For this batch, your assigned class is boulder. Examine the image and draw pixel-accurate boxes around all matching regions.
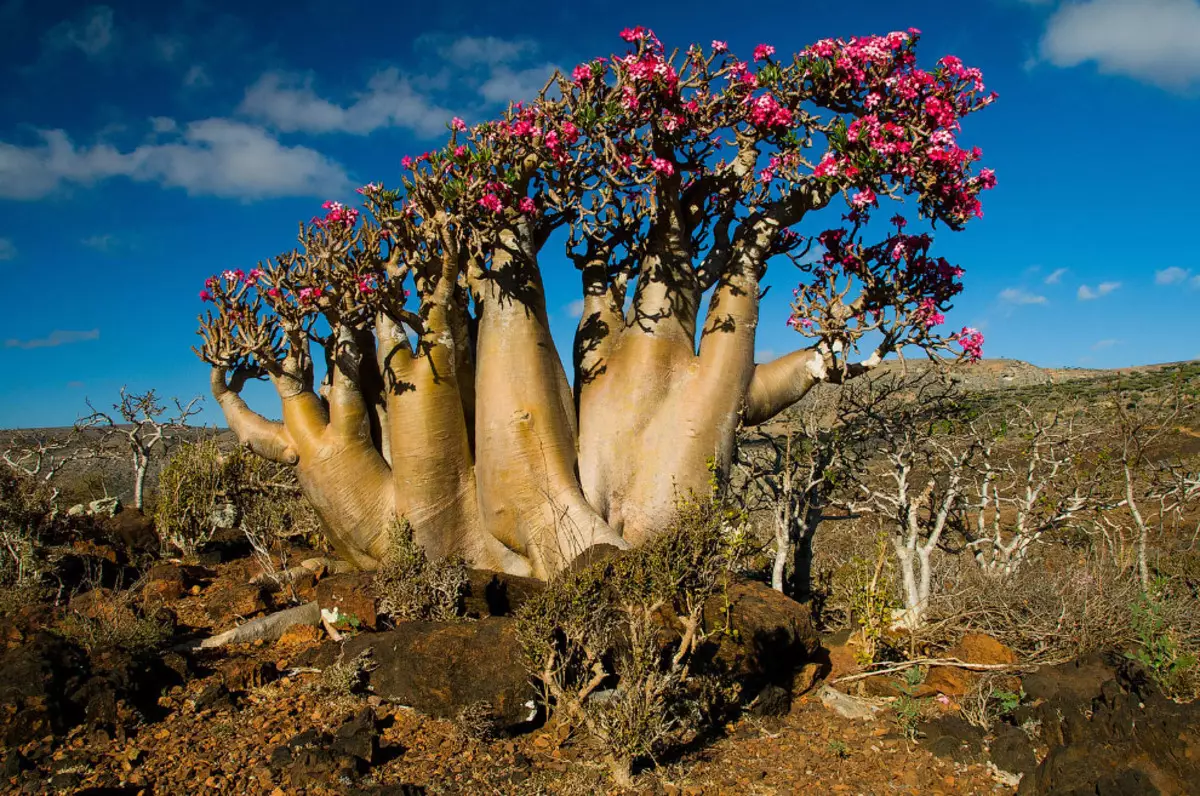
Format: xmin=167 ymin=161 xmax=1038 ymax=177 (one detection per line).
xmin=463 ymin=569 xmax=544 ymax=617
xmin=700 ymin=581 xmax=819 ymax=686
xmin=922 ymin=632 xmax=1018 ymax=697
xmin=307 ymin=617 xmax=536 ymax=729
xmin=205 ymin=583 xmax=268 ymax=624
xmin=1016 ymin=658 xmax=1200 ymax=795
xmin=101 ymin=508 xmax=159 ymax=557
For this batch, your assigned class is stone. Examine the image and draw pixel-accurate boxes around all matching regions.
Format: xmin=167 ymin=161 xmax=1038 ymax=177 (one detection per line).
xmin=101 ymin=508 xmax=159 ymax=557
xmin=307 ymin=617 xmax=536 ymax=729
xmin=918 ymin=715 xmax=985 ymax=764
xmin=463 ymin=569 xmax=545 ymax=617
xmin=220 ymin=659 xmax=279 ymax=691
xmin=923 ymin=633 xmax=1018 ymax=697
xmin=205 ymin=583 xmax=268 ymax=625
xmin=315 ymin=572 xmax=381 ymax=630
xmin=701 ymin=581 xmax=819 ymax=686
xmin=989 ymin=723 xmax=1036 ymax=778
xmin=277 ymin=624 xmax=324 ymax=647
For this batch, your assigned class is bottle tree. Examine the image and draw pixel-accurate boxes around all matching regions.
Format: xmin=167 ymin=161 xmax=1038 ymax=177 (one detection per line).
xmin=196 ymin=28 xmax=995 ymax=579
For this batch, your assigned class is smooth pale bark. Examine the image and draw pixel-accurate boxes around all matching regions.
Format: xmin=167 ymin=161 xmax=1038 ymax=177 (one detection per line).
xmin=473 ymin=252 xmax=627 ymax=579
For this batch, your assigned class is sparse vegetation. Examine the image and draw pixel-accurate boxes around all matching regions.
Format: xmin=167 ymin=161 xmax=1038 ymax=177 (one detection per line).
xmin=375 ymin=518 xmax=469 ymax=622
xmin=516 ymin=493 xmax=754 ymax=786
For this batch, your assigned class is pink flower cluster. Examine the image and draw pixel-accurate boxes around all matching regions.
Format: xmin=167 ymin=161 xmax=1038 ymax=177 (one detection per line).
xmin=753 ymin=43 xmax=775 ymax=61
xmin=744 ymin=92 xmax=793 ymax=129
xmin=915 ymin=297 xmax=945 ymax=328
xmin=957 ymin=327 xmax=984 ymax=361
xmin=298 ymin=287 xmax=323 ymax=305
xmin=312 ymin=200 xmax=359 ymax=231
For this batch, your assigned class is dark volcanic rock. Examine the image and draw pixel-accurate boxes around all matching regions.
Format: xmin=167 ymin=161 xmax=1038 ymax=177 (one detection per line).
xmin=700 ymin=581 xmax=819 ymax=686
xmin=316 ymin=572 xmax=382 ymax=629
xmin=463 ymin=569 xmax=544 ymax=618
xmin=919 ymin=715 xmax=986 ymax=764
xmin=1017 ymin=658 xmax=1200 ymax=795
xmin=310 ymin=617 xmax=536 ymax=729
xmin=0 ymin=633 xmax=88 ymax=745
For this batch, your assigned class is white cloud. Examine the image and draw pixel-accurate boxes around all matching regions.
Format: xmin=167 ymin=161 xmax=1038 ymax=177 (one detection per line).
xmin=479 ymin=63 xmax=562 ymax=104
xmin=44 ymin=5 xmax=115 ymax=58
xmin=1077 ymin=281 xmax=1121 ymax=300
xmin=1092 ymin=338 xmax=1119 ymax=350
xmin=1044 ymin=267 xmax=1068 ymax=285
xmin=1155 ymin=266 xmax=1192 ymax=285
xmin=434 ymin=35 xmax=538 ymax=68
xmin=1040 ymin=0 xmax=1200 ymax=89
xmin=0 ymin=237 xmax=15 ymax=260
xmin=998 ymin=287 xmax=1048 ymax=305
xmin=150 ymin=116 xmax=177 ymax=134
xmin=563 ymin=298 xmax=585 ymax=318
xmin=4 ymin=329 xmax=99 ymax=350
xmin=239 ymin=69 xmax=453 ymax=138
xmin=0 ymin=122 xmax=351 ymax=201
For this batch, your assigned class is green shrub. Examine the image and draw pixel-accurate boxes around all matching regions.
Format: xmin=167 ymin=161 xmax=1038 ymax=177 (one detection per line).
xmin=375 ymin=518 xmax=469 ymax=622
xmin=515 ymin=493 xmax=753 ymax=786
xmin=154 ymin=439 xmax=225 ymax=557
xmin=155 ymin=440 xmax=321 ymax=559
xmin=0 ymin=468 xmax=56 ymax=590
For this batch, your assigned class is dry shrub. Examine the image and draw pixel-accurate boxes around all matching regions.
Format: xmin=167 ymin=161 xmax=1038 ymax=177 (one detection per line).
xmin=53 ymin=590 xmax=173 ymax=654
xmin=515 ymin=495 xmax=753 ymax=786
xmin=375 ymin=518 xmax=468 ymax=622
xmin=455 ymin=701 xmax=502 ymax=742
xmin=154 ymin=438 xmax=224 ymax=557
xmin=155 ymin=439 xmax=320 ymax=559
xmin=319 ymin=648 xmax=375 ymax=696
xmin=0 ymin=468 xmax=56 ymax=597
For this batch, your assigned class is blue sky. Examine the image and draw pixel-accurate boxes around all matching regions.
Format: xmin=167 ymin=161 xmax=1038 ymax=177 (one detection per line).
xmin=0 ymin=0 xmax=1197 ymax=428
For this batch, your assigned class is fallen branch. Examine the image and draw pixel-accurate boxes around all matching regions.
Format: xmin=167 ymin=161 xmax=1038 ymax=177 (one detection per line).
xmin=830 ymin=656 xmax=1047 ymax=685
xmin=182 ymin=601 xmax=321 ymax=650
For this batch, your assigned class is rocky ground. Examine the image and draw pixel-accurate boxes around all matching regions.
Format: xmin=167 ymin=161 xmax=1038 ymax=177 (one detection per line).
xmin=1 ymin=511 xmax=1197 ymax=795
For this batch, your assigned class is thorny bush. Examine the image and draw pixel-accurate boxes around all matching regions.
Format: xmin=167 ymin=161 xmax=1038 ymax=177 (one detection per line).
xmin=515 ymin=493 xmax=754 ymax=786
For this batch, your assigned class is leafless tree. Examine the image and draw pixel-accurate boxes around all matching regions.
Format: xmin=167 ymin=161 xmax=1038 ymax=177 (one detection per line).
xmin=732 ymin=388 xmax=849 ymax=594
xmin=1103 ymin=382 xmax=1199 ymax=591
xmin=839 ymin=374 xmax=979 ymax=629
xmin=76 ymin=387 xmax=203 ymax=510
xmin=959 ymin=406 xmax=1098 ymax=576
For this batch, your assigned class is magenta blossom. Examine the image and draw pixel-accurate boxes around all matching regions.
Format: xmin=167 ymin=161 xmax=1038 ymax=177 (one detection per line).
xmin=649 ymin=157 xmax=675 ymax=176
xmin=753 ymin=43 xmax=775 ymax=61
xmin=712 ymin=40 xmax=728 ymax=53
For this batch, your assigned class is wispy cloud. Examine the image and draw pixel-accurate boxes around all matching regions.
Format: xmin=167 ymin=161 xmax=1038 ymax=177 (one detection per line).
xmin=43 ymin=5 xmax=115 ymax=58
xmin=81 ymin=233 xmax=118 ymax=252
xmin=563 ymin=298 xmax=585 ymax=319
xmin=1044 ymin=267 xmax=1068 ymax=285
xmin=0 ymin=121 xmax=351 ymax=201
xmin=239 ymin=69 xmax=453 ymax=138
xmin=1155 ymin=266 xmax=1192 ymax=285
xmin=5 ymin=329 xmax=100 ymax=350
xmin=998 ymin=287 xmax=1048 ymax=305
xmin=182 ymin=64 xmax=210 ymax=88
xmin=0 ymin=237 xmax=15 ymax=261
xmin=1077 ymin=281 xmax=1121 ymax=300
xmin=1092 ymin=338 xmax=1120 ymax=350
xmin=431 ymin=35 xmax=539 ymax=68
xmin=1039 ymin=0 xmax=1200 ymax=90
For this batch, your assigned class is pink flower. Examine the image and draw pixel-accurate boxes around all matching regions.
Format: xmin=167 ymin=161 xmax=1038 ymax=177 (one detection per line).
xmin=936 ymin=694 xmax=951 ymax=706
xmin=753 ymin=43 xmax=775 ymax=61
xmin=711 ymin=40 xmax=728 ymax=53
xmin=850 ymin=188 xmax=876 ymax=208
xmin=267 ymin=287 xmax=281 ymax=298
xmin=478 ymin=193 xmax=504 ymax=213
xmin=451 ymin=117 xmax=467 ymax=132
xmin=356 ymin=182 xmax=380 ymax=195
xmin=298 ymin=287 xmax=323 ymax=304
xmin=958 ymin=327 xmax=985 ymax=362
xmin=518 ymin=197 xmax=536 ymax=214
xmin=222 ymin=269 xmax=241 ymax=283
xmin=572 ymin=63 xmax=593 ymax=84
xmin=199 ymin=290 xmax=212 ymax=302
xmin=246 ymin=268 xmax=264 ymax=286
xmin=454 ymin=145 xmax=467 ymax=157
xmin=620 ymin=26 xmax=648 ymax=42
xmin=401 ymin=156 xmax=414 ymax=169
xmin=649 ymin=157 xmax=675 ymax=176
